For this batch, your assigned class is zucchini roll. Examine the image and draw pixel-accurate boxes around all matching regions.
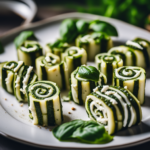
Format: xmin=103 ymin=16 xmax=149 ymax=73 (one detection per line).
xmin=85 ymin=85 xmax=142 ymax=134
xmin=71 ymin=65 xmax=107 ymax=105
xmin=76 ymin=32 xmax=113 ymax=61
xmin=17 ymin=41 xmax=43 ymax=67
xmin=61 ymin=46 xmax=87 ymax=77
xmin=2 ymin=61 xmax=24 ymax=94
xmin=113 ymin=66 xmax=146 ymax=105
xmin=44 ymin=39 xmax=71 ymax=57
xmin=36 ymin=53 xmax=69 ymax=90
xmin=0 ymin=62 xmax=7 ymax=86
xmin=26 ymin=81 xmax=63 ymax=126
xmin=14 ymin=65 xmax=38 ymax=102
xmin=108 ymin=40 xmax=150 ymax=68
xmin=95 ymin=53 xmax=123 ymax=84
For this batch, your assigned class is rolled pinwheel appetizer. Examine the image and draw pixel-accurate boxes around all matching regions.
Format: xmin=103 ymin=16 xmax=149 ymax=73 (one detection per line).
xmin=71 ymin=65 xmax=107 ymax=105
xmin=44 ymin=39 xmax=71 ymax=57
xmin=85 ymin=85 xmax=142 ymax=134
xmin=133 ymin=37 xmax=150 ymax=65
xmin=2 ymin=61 xmax=24 ymax=94
xmin=108 ymin=40 xmax=150 ymax=68
xmin=61 ymin=46 xmax=87 ymax=77
xmin=26 ymin=81 xmax=63 ymax=126
xmin=76 ymin=32 xmax=113 ymax=61
xmin=113 ymin=66 xmax=146 ymax=105
xmin=36 ymin=53 xmax=69 ymax=90
xmin=14 ymin=65 xmax=38 ymax=102
xmin=95 ymin=53 xmax=123 ymax=84
xmin=0 ymin=62 xmax=7 ymax=86
xmin=17 ymin=41 xmax=43 ymax=67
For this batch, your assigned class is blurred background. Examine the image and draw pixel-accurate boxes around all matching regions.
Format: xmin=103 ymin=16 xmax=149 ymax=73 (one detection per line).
xmin=0 ymin=0 xmax=150 ymax=35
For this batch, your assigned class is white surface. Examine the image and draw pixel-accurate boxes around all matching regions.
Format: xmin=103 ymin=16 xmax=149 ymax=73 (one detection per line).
xmin=0 ymin=13 xmax=150 ymax=149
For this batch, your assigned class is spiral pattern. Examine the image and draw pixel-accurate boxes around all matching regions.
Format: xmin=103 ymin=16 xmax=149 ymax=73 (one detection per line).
xmin=113 ymin=66 xmax=146 ymax=104
xmin=61 ymin=46 xmax=87 ymax=77
xmin=108 ymin=39 xmax=150 ymax=68
xmin=36 ymin=53 xmax=69 ymax=90
xmin=17 ymin=41 xmax=43 ymax=67
xmin=2 ymin=61 xmax=24 ymax=94
xmin=26 ymin=81 xmax=63 ymax=126
xmin=76 ymin=32 xmax=113 ymax=61
xmin=95 ymin=53 xmax=123 ymax=84
xmin=85 ymin=85 xmax=142 ymax=134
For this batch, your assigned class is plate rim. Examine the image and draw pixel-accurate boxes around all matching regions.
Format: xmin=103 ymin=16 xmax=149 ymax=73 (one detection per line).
xmin=0 ymin=12 xmax=150 ymax=149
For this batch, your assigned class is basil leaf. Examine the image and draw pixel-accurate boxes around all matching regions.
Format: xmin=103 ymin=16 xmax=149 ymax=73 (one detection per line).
xmin=14 ymin=31 xmax=37 ymax=49
xmin=0 ymin=42 xmax=4 ymax=54
xmin=78 ymin=66 xmax=100 ymax=82
xmin=76 ymin=20 xmax=89 ymax=34
xmin=71 ymin=120 xmax=113 ymax=144
xmin=53 ymin=120 xmax=84 ymax=140
xmin=89 ymin=20 xmax=118 ymax=36
xmin=60 ymin=19 xmax=78 ymax=43
xmin=52 ymin=120 xmax=113 ymax=144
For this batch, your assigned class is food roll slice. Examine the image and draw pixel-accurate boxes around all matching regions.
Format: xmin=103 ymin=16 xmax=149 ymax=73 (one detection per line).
xmin=0 ymin=62 xmax=7 ymax=86
xmin=76 ymin=32 xmax=113 ymax=61
xmin=85 ymin=85 xmax=142 ymax=134
xmin=133 ymin=37 xmax=150 ymax=67
xmin=2 ymin=61 xmax=24 ymax=94
xmin=36 ymin=53 xmax=69 ymax=90
xmin=70 ymin=65 xmax=107 ymax=105
xmin=17 ymin=41 xmax=43 ymax=67
xmin=44 ymin=39 xmax=71 ymax=56
xmin=61 ymin=46 xmax=87 ymax=77
xmin=14 ymin=65 xmax=38 ymax=102
xmin=95 ymin=53 xmax=123 ymax=84
xmin=26 ymin=80 xmax=63 ymax=126
xmin=108 ymin=40 xmax=150 ymax=68
xmin=113 ymin=66 xmax=146 ymax=105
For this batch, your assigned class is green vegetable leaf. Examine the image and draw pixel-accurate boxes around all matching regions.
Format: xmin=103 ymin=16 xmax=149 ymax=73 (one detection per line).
xmin=0 ymin=42 xmax=4 ymax=54
xmin=14 ymin=31 xmax=37 ymax=49
xmin=76 ymin=20 xmax=89 ymax=34
xmin=78 ymin=65 xmax=100 ymax=82
xmin=53 ymin=120 xmax=113 ymax=144
xmin=89 ymin=20 xmax=118 ymax=36
xmin=60 ymin=19 xmax=78 ymax=43
xmin=53 ymin=120 xmax=84 ymax=140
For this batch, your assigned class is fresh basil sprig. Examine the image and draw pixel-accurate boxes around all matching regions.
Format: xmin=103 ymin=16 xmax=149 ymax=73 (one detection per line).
xmin=14 ymin=31 xmax=37 ymax=49
xmin=89 ymin=20 xmax=118 ymax=36
xmin=60 ymin=19 xmax=78 ymax=43
xmin=0 ymin=42 xmax=4 ymax=54
xmin=53 ymin=119 xmax=113 ymax=144
xmin=76 ymin=20 xmax=89 ymax=34
xmin=78 ymin=65 xmax=100 ymax=82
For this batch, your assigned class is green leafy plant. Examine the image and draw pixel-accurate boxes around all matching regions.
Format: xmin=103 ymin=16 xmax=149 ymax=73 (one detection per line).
xmin=78 ymin=65 xmax=100 ymax=82
xmin=89 ymin=20 xmax=118 ymax=36
xmin=53 ymin=119 xmax=113 ymax=144
xmin=76 ymin=20 xmax=89 ymax=34
xmin=14 ymin=31 xmax=37 ymax=49
xmin=60 ymin=18 xmax=118 ymax=43
xmin=60 ymin=19 xmax=78 ymax=43
xmin=65 ymin=0 xmax=150 ymax=28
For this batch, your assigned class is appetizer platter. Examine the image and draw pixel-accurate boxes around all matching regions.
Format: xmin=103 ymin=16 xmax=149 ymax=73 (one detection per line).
xmin=0 ymin=12 xmax=150 ymax=149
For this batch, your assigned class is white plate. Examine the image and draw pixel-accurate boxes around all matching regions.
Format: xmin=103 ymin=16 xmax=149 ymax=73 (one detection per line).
xmin=0 ymin=12 xmax=150 ymax=150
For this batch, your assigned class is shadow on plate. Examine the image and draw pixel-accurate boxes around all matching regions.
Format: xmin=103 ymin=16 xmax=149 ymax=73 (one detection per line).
xmin=116 ymin=119 xmax=150 ymax=136
xmin=142 ymin=96 xmax=150 ymax=108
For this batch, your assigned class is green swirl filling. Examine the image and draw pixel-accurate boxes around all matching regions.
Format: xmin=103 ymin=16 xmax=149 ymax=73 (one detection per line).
xmin=30 ymin=83 xmax=56 ymax=100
